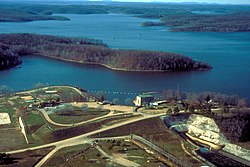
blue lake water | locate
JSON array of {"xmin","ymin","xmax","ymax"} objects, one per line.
[{"xmin": 0, "ymin": 14, "xmax": 250, "ymax": 102}]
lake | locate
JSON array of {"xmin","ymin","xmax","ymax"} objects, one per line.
[{"xmin": 0, "ymin": 14, "xmax": 250, "ymax": 102}]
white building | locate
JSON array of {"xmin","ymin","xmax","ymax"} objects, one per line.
[{"xmin": 134, "ymin": 94, "xmax": 154, "ymax": 107}]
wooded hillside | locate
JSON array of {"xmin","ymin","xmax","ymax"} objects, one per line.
[
  {"xmin": 214, "ymin": 111, "xmax": 250, "ymax": 142},
  {"xmin": 0, "ymin": 43, "xmax": 21, "ymax": 70}
]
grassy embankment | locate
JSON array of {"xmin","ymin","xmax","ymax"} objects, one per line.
[{"xmin": 48, "ymin": 107, "xmax": 110, "ymax": 124}]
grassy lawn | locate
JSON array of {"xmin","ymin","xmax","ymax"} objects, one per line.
[
  {"xmin": 23, "ymin": 110, "xmax": 45, "ymax": 126},
  {"xmin": 45, "ymin": 144, "xmax": 107, "ymax": 167},
  {"xmin": 49, "ymin": 108, "xmax": 110, "ymax": 124},
  {"xmin": 102, "ymin": 115, "xmax": 142, "ymax": 127},
  {"xmin": 0, "ymin": 129, "xmax": 27, "ymax": 152},
  {"xmin": 98, "ymin": 140, "xmax": 162, "ymax": 166},
  {"xmin": 30, "ymin": 124, "xmax": 53, "ymax": 144}
]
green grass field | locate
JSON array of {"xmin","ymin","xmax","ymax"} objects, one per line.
[
  {"xmin": 0, "ymin": 129, "xmax": 27, "ymax": 152},
  {"xmin": 49, "ymin": 108, "xmax": 110, "ymax": 124},
  {"xmin": 44, "ymin": 144, "xmax": 107, "ymax": 167}
]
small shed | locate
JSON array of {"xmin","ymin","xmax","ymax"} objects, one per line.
[{"xmin": 134, "ymin": 94, "xmax": 154, "ymax": 107}]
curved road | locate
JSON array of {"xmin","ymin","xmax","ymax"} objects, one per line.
[{"xmin": 39, "ymin": 109, "xmax": 129, "ymax": 127}]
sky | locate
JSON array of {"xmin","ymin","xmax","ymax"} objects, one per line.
[
  {"xmin": 110, "ymin": 0, "xmax": 250, "ymax": 4},
  {"xmin": 11, "ymin": 0, "xmax": 250, "ymax": 5},
  {"xmin": 77, "ymin": 0, "xmax": 250, "ymax": 5}
]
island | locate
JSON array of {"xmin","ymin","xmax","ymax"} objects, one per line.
[{"xmin": 0, "ymin": 33, "xmax": 211, "ymax": 71}]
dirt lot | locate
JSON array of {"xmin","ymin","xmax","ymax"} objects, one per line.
[
  {"xmin": 74, "ymin": 102, "xmax": 135, "ymax": 113},
  {"xmin": 0, "ymin": 113, "xmax": 11, "ymax": 124}
]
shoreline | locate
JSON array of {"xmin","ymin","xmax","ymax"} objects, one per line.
[{"xmin": 29, "ymin": 53, "xmax": 210, "ymax": 73}]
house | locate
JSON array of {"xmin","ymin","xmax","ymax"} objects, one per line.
[
  {"xmin": 134, "ymin": 94, "xmax": 154, "ymax": 107},
  {"xmin": 39, "ymin": 101, "xmax": 60, "ymax": 108}
]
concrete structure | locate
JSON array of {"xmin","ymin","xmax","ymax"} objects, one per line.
[
  {"xmin": 134, "ymin": 94, "xmax": 154, "ymax": 107},
  {"xmin": 0, "ymin": 113, "xmax": 11, "ymax": 124},
  {"xmin": 19, "ymin": 117, "xmax": 29, "ymax": 144}
]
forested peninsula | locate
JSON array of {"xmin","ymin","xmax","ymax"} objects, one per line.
[
  {"xmin": 0, "ymin": 10, "xmax": 69, "ymax": 22},
  {"xmin": 0, "ymin": 34, "xmax": 211, "ymax": 72}
]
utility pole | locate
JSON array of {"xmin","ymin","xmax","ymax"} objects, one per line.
[
  {"xmin": 177, "ymin": 83, "xmax": 180, "ymax": 100},
  {"xmin": 130, "ymin": 127, "xmax": 133, "ymax": 139}
]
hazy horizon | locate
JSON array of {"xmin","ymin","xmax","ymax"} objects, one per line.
[
  {"xmin": 112, "ymin": 0, "xmax": 250, "ymax": 5},
  {"xmin": 4, "ymin": 0, "xmax": 250, "ymax": 5}
]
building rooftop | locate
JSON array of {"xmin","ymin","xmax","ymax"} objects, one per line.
[{"xmin": 138, "ymin": 94, "xmax": 154, "ymax": 98}]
